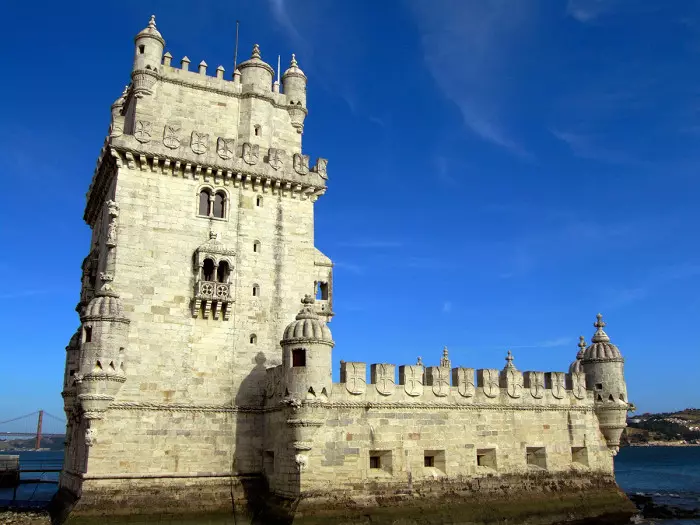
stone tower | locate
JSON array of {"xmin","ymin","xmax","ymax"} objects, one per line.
[
  {"xmin": 581, "ymin": 314, "xmax": 629, "ymax": 453},
  {"xmin": 58, "ymin": 14, "xmax": 333, "ymax": 508}
]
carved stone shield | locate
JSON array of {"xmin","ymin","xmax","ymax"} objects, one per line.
[
  {"xmin": 293, "ymin": 153, "xmax": 309, "ymax": 175},
  {"xmin": 268, "ymin": 148, "xmax": 284, "ymax": 170},
  {"xmin": 454, "ymin": 368, "xmax": 475, "ymax": 398},
  {"xmin": 217, "ymin": 138, "xmax": 235, "ymax": 160},
  {"xmin": 505, "ymin": 369, "xmax": 523, "ymax": 398},
  {"xmin": 163, "ymin": 124, "xmax": 181, "ymax": 149},
  {"xmin": 243, "ymin": 143, "xmax": 259, "ymax": 165},
  {"xmin": 401, "ymin": 365, "xmax": 423, "ymax": 397},
  {"xmin": 342, "ymin": 362, "xmax": 366, "ymax": 395},
  {"xmin": 426, "ymin": 367, "xmax": 450, "ymax": 397},
  {"xmin": 191, "ymin": 131, "xmax": 209, "ymax": 154},
  {"xmin": 527, "ymin": 371, "xmax": 545, "ymax": 399},
  {"xmin": 134, "ymin": 120, "xmax": 151, "ymax": 143},
  {"xmin": 480, "ymin": 369, "xmax": 500, "ymax": 398},
  {"xmin": 264, "ymin": 367, "xmax": 276, "ymax": 399},
  {"xmin": 549, "ymin": 372, "xmax": 566, "ymax": 399},
  {"xmin": 571, "ymin": 372, "xmax": 586, "ymax": 400},
  {"xmin": 316, "ymin": 158, "xmax": 328, "ymax": 179},
  {"xmin": 371, "ymin": 364, "xmax": 395, "ymax": 396}
]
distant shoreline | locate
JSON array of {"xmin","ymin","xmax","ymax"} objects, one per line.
[{"xmin": 626, "ymin": 441, "xmax": 700, "ymax": 447}]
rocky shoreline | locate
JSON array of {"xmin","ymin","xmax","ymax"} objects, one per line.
[
  {"xmin": 628, "ymin": 492, "xmax": 700, "ymax": 521},
  {"xmin": 0, "ymin": 511, "xmax": 50, "ymax": 525}
]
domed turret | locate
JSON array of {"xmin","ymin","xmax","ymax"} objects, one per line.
[
  {"xmin": 282, "ymin": 54, "xmax": 308, "ymax": 133},
  {"xmin": 237, "ymin": 44, "xmax": 274, "ymax": 92},
  {"xmin": 582, "ymin": 314, "xmax": 629, "ymax": 454},
  {"xmin": 568, "ymin": 336, "xmax": 586, "ymax": 374},
  {"xmin": 281, "ymin": 295, "xmax": 334, "ymax": 399},
  {"xmin": 132, "ymin": 15, "xmax": 164, "ymax": 96},
  {"xmin": 77, "ymin": 286, "xmax": 130, "ymax": 420}
]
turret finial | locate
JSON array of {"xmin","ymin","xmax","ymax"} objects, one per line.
[
  {"xmin": 504, "ymin": 349, "xmax": 515, "ymax": 369},
  {"xmin": 577, "ymin": 335, "xmax": 586, "ymax": 358},
  {"xmin": 290, "ymin": 53, "xmax": 298, "ymax": 67},
  {"xmin": 148, "ymin": 15, "xmax": 157, "ymax": 30},
  {"xmin": 592, "ymin": 313, "xmax": 610, "ymax": 343},
  {"xmin": 416, "ymin": 356, "xmax": 423, "ymax": 366},
  {"xmin": 440, "ymin": 346, "xmax": 451, "ymax": 368},
  {"xmin": 251, "ymin": 44, "xmax": 261, "ymax": 60}
]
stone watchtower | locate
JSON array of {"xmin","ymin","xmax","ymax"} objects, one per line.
[{"xmin": 58, "ymin": 15, "xmax": 334, "ymax": 514}]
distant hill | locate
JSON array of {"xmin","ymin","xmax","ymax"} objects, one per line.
[
  {"xmin": 623, "ymin": 408, "xmax": 700, "ymax": 445},
  {"xmin": 0, "ymin": 436, "xmax": 65, "ymax": 451}
]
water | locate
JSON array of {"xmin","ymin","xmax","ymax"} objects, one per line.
[
  {"xmin": 0, "ymin": 450, "xmax": 62, "ymax": 508},
  {"xmin": 1, "ymin": 447, "xmax": 699, "ymax": 523},
  {"xmin": 615, "ymin": 446, "xmax": 700, "ymax": 524}
]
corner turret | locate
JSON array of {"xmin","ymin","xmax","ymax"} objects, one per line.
[
  {"xmin": 237, "ymin": 44, "xmax": 274, "ymax": 92},
  {"xmin": 282, "ymin": 54, "xmax": 308, "ymax": 133},
  {"xmin": 76, "ymin": 283, "xmax": 129, "ymax": 421},
  {"xmin": 582, "ymin": 314, "xmax": 629, "ymax": 454},
  {"xmin": 132, "ymin": 15, "xmax": 164, "ymax": 96},
  {"xmin": 281, "ymin": 295, "xmax": 334, "ymax": 400}
]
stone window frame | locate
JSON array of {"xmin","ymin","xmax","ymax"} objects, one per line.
[{"xmin": 196, "ymin": 185, "xmax": 230, "ymax": 222}]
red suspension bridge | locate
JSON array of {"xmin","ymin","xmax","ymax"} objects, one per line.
[{"xmin": 0, "ymin": 410, "xmax": 66, "ymax": 450}]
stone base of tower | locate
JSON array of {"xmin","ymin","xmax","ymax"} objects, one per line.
[{"xmin": 50, "ymin": 474, "xmax": 267, "ymax": 525}]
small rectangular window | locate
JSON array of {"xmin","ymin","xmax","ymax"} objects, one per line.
[
  {"xmin": 526, "ymin": 447, "xmax": 547, "ymax": 469},
  {"xmin": 369, "ymin": 456, "xmax": 381, "ymax": 469},
  {"xmin": 264, "ymin": 450, "xmax": 275, "ymax": 474},
  {"xmin": 476, "ymin": 448, "xmax": 497, "ymax": 469},
  {"xmin": 84, "ymin": 327, "xmax": 92, "ymax": 343},
  {"xmin": 316, "ymin": 281, "xmax": 329, "ymax": 301},
  {"xmin": 369, "ymin": 450, "xmax": 392, "ymax": 474},
  {"xmin": 595, "ymin": 383, "xmax": 603, "ymax": 390},
  {"xmin": 139, "ymin": 45, "xmax": 145, "ymax": 54},
  {"xmin": 69, "ymin": 370, "xmax": 76, "ymax": 377},
  {"xmin": 571, "ymin": 447, "xmax": 588, "ymax": 467},
  {"xmin": 424, "ymin": 455, "xmax": 434, "ymax": 467},
  {"xmin": 292, "ymin": 349, "xmax": 306, "ymax": 367}
]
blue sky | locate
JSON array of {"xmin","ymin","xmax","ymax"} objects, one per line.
[{"xmin": 1, "ymin": 0, "xmax": 698, "ymax": 425}]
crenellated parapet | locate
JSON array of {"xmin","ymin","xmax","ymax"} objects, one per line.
[{"xmin": 331, "ymin": 349, "xmax": 590, "ymax": 407}]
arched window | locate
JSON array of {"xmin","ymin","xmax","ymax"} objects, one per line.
[
  {"xmin": 252, "ymin": 284, "xmax": 260, "ymax": 297},
  {"xmin": 213, "ymin": 191, "xmax": 225, "ymax": 219},
  {"xmin": 249, "ymin": 334, "xmax": 257, "ymax": 344},
  {"xmin": 202, "ymin": 258, "xmax": 215, "ymax": 281},
  {"xmin": 217, "ymin": 261, "xmax": 229, "ymax": 283},
  {"xmin": 253, "ymin": 240, "xmax": 261, "ymax": 253},
  {"xmin": 199, "ymin": 189, "xmax": 211, "ymax": 216},
  {"xmin": 256, "ymin": 195, "xmax": 262, "ymax": 207}
]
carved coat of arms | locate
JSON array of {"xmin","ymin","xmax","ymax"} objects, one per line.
[
  {"xmin": 268, "ymin": 148, "xmax": 284, "ymax": 170},
  {"xmin": 481, "ymin": 369, "xmax": 500, "ymax": 398},
  {"xmin": 293, "ymin": 153, "xmax": 309, "ymax": 175},
  {"xmin": 528, "ymin": 372, "xmax": 545, "ymax": 399},
  {"xmin": 430, "ymin": 367, "xmax": 450, "ymax": 397},
  {"xmin": 402, "ymin": 365, "xmax": 423, "ymax": 397},
  {"xmin": 264, "ymin": 367, "xmax": 276, "ymax": 399},
  {"xmin": 163, "ymin": 124, "xmax": 181, "ymax": 149},
  {"xmin": 455, "ymin": 368, "xmax": 475, "ymax": 398},
  {"xmin": 316, "ymin": 158, "xmax": 328, "ymax": 179},
  {"xmin": 242, "ymin": 142, "xmax": 259, "ymax": 165},
  {"xmin": 571, "ymin": 372, "xmax": 586, "ymax": 400},
  {"xmin": 134, "ymin": 120, "xmax": 151, "ymax": 143},
  {"xmin": 372, "ymin": 364, "xmax": 395, "ymax": 396},
  {"xmin": 343, "ymin": 362, "xmax": 366, "ymax": 395},
  {"xmin": 504, "ymin": 369, "xmax": 523, "ymax": 398},
  {"xmin": 191, "ymin": 131, "xmax": 209, "ymax": 154},
  {"xmin": 549, "ymin": 372, "xmax": 566, "ymax": 399},
  {"xmin": 217, "ymin": 138, "xmax": 235, "ymax": 160}
]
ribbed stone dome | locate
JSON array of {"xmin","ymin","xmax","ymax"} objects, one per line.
[
  {"xmin": 569, "ymin": 336, "xmax": 586, "ymax": 373},
  {"xmin": 136, "ymin": 15, "xmax": 164, "ymax": 43},
  {"xmin": 282, "ymin": 54, "xmax": 306, "ymax": 80},
  {"xmin": 237, "ymin": 44, "xmax": 274, "ymax": 76},
  {"xmin": 582, "ymin": 314, "xmax": 622, "ymax": 361},
  {"xmin": 83, "ymin": 290, "xmax": 125, "ymax": 320},
  {"xmin": 282, "ymin": 295, "xmax": 333, "ymax": 344}
]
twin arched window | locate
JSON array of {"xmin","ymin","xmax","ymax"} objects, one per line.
[
  {"xmin": 202, "ymin": 258, "xmax": 230, "ymax": 283},
  {"xmin": 198, "ymin": 189, "xmax": 226, "ymax": 219}
]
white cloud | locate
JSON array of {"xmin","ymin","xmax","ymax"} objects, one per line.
[
  {"xmin": 566, "ymin": 0, "xmax": 613, "ymax": 22},
  {"xmin": 442, "ymin": 301, "xmax": 452, "ymax": 314},
  {"xmin": 407, "ymin": 0, "xmax": 535, "ymax": 159}
]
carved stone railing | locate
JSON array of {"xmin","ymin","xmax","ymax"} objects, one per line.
[{"xmin": 193, "ymin": 280, "xmax": 232, "ymax": 320}]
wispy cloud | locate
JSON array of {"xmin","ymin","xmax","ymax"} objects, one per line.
[
  {"xmin": 550, "ymin": 128, "xmax": 641, "ymax": 165},
  {"xmin": 407, "ymin": 0, "xmax": 535, "ymax": 159},
  {"xmin": 442, "ymin": 301, "xmax": 452, "ymax": 314},
  {"xmin": 268, "ymin": 0, "xmax": 305, "ymax": 50},
  {"xmin": 603, "ymin": 263, "xmax": 700, "ymax": 308},
  {"xmin": 509, "ymin": 337, "xmax": 574, "ymax": 350},
  {"xmin": 0, "ymin": 289, "xmax": 63, "ymax": 300},
  {"xmin": 566, "ymin": 0, "xmax": 614, "ymax": 23},
  {"xmin": 332, "ymin": 261, "xmax": 364, "ymax": 275}
]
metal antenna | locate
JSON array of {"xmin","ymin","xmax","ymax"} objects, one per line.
[{"xmin": 233, "ymin": 20, "xmax": 240, "ymax": 73}]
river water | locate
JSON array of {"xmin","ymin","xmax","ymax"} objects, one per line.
[{"xmin": 2, "ymin": 447, "xmax": 700, "ymax": 523}]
